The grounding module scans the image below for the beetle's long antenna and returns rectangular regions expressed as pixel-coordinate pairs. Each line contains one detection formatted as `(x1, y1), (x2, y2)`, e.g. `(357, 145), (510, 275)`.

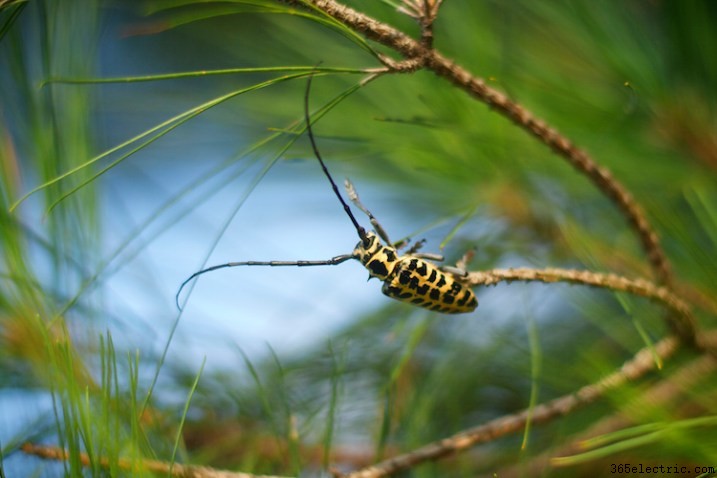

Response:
(175, 254), (354, 310)
(304, 72), (368, 243)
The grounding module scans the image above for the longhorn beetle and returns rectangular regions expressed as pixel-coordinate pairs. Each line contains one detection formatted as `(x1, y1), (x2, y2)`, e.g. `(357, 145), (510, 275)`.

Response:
(176, 74), (478, 314)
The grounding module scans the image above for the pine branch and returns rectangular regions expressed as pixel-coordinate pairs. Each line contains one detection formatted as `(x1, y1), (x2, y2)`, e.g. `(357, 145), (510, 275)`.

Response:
(281, 0), (675, 292)
(22, 336), (683, 478)
(548, 331), (717, 469)
(20, 443), (292, 478)
(465, 267), (695, 342)
(336, 336), (680, 478)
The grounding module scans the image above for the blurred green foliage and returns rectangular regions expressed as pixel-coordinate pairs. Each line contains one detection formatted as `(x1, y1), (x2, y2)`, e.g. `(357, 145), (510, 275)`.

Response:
(1, 0), (716, 476)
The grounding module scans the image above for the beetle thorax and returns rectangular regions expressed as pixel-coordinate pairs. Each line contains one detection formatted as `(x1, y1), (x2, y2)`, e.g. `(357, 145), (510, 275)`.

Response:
(353, 232), (400, 280)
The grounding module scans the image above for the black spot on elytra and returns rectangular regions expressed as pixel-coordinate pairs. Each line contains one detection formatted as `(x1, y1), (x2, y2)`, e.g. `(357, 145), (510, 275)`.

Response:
(416, 261), (428, 275)
(427, 269), (437, 283)
(408, 276), (420, 290)
(411, 298), (424, 305)
(416, 283), (430, 295)
(436, 275), (447, 288)
(450, 282), (462, 294)
(384, 285), (399, 295)
(430, 289), (440, 300)
(443, 293), (455, 304)
(383, 284), (413, 300)
(398, 270), (411, 285)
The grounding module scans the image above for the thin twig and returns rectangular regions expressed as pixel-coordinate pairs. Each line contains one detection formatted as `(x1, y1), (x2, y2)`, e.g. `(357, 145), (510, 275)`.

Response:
(281, 0), (674, 290)
(338, 336), (680, 478)
(495, 346), (717, 476)
(20, 443), (291, 478)
(465, 267), (694, 342)
(397, 0), (443, 49)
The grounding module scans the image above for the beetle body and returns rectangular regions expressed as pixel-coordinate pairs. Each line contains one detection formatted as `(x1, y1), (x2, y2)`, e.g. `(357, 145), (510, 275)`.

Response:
(353, 233), (478, 314)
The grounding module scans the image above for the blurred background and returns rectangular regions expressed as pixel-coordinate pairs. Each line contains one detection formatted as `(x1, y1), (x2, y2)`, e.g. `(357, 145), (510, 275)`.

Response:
(1, 1), (716, 476)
